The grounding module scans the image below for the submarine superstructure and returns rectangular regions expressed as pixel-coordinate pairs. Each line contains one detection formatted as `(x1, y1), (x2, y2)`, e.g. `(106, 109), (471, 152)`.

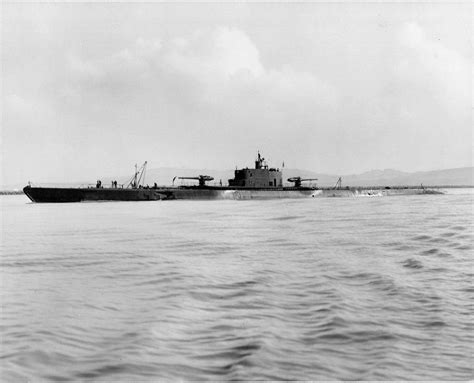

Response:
(166, 152), (317, 200)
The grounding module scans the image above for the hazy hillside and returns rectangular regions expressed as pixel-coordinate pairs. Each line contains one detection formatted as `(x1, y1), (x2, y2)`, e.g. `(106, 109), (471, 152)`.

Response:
(342, 167), (473, 187)
(118, 166), (474, 188)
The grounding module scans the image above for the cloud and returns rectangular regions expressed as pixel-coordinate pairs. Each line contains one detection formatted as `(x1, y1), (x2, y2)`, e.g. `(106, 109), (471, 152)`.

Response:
(5, 94), (32, 113)
(394, 22), (470, 114)
(3, 4), (471, 188)
(163, 27), (264, 78)
(68, 27), (264, 84)
(67, 26), (337, 112)
(44, 22), (470, 174)
(52, 25), (341, 171)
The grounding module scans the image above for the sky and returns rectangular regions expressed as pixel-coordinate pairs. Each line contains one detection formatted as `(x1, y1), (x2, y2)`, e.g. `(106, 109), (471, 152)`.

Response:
(1, 1), (472, 187)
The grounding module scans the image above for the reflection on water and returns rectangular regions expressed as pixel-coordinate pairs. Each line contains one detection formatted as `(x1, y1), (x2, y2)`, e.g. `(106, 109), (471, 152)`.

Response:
(1, 191), (473, 380)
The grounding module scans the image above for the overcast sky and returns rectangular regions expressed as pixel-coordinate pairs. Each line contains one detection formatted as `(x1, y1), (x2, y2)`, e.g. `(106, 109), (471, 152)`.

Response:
(2, 2), (472, 187)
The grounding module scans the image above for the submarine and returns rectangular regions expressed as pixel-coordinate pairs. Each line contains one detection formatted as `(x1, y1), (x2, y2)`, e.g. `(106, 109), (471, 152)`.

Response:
(23, 153), (442, 203)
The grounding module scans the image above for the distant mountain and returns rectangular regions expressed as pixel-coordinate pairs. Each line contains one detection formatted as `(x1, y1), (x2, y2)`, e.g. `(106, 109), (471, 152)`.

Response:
(128, 166), (474, 187)
(333, 167), (473, 187)
(353, 169), (408, 180)
(4, 166), (472, 191)
(386, 167), (473, 187)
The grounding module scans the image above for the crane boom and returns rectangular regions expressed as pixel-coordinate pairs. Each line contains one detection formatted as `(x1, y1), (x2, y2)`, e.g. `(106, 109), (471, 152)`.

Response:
(125, 161), (147, 189)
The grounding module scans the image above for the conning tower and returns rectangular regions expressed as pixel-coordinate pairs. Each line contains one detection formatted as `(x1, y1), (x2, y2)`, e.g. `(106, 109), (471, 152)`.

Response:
(228, 152), (283, 188)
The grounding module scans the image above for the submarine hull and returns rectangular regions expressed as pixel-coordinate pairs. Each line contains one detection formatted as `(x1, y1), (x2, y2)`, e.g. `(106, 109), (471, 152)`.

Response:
(23, 185), (442, 203)
(23, 186), (169, 203)
(165, 187), (315, 200)
(23, 186), (315, 202)
(164, 187), (442, 200)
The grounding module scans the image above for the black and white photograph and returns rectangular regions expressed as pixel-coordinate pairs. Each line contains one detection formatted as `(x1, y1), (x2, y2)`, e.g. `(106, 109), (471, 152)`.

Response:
(1, 0), (472, 381)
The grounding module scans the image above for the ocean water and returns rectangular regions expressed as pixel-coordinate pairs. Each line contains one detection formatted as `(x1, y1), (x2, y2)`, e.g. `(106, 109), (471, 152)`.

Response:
(1, 191), (473, 381)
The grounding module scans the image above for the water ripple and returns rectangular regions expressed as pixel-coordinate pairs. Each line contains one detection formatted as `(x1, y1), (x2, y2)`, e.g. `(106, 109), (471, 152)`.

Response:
(1, 193), (473, 380)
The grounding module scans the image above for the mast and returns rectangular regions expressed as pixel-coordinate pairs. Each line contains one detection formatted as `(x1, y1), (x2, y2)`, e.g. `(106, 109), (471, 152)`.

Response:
(137, 161), (147, 186)
(126, 162), (147, 189)
(134, 164), (138, 188)
(255, 151), (265, 169)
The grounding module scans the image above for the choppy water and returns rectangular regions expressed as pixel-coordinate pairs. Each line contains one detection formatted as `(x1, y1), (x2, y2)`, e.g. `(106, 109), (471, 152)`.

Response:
(1, 191), (473, 381)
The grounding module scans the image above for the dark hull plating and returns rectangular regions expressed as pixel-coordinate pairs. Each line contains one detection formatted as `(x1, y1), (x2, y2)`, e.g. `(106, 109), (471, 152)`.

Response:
(23, 185), (442, 203)
(23, 186), (170, 203)
(23, 186), (315, 202)
(167, 187), (315, 200)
